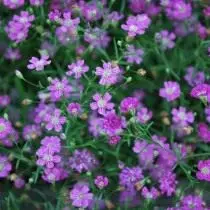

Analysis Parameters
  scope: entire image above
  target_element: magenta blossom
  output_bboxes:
[67,103,81,116]
[27,55,51,71]
[197,159,210,182]
[120,97,139,113]
[190,84,210,103]
[0,155,12,178]
[94,175,109,189]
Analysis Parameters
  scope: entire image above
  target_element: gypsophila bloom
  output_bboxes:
[181,195,204,210]
[155,30,176,50]
[67,102,81,116]
[105,11,124,26]
[120,97,139,113]
[198,123,210,143]
[90,92,114,115]
[0,155,12,178]
[121,14,151,37]
[141,187,159,200]
[48,77,72,102]
[23,124,42,141]
[124,45,144,64]
[159,171,177,196]
[184,66,205,87]
[119,166,143,187]
[69,149,98,173]
[190,84,210,103]
[70,183,93,208]
[171,107,194,126]
[159,81,181,102]
[40,136,61,153]
[102,112,126,136]
[27,55,51,71]
[29,0,44,6]
[1,127,19,147]
[205,106,210,123]
[94,176,109,189]
[14,177,25,189]
[108,135,121,145]
[3,0,24,9]
[0,95,11,107]
[137,107,153,124]
[165,0,192,21]
[95,62,122,86]
[67,59,89,79]
[44,108,66,132]
[84,27,110,48]
[5,11,34,43]
[48,10,61,22]
[204,6,210,17]
[4,48,21,61]
[0,118,12,139]
[88,114,103,137]
[196,160,210,181]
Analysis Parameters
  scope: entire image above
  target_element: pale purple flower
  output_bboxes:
[67,102,81,116]
[40,136,61,153]
[197,159,210,182]
[14,177,25,189]
[67,59,89,79]
[22,124,42,141]
[159,81,181,102]
[27,55,51,71]
[0,118,12,139]
[0,155,12,178]
[120,97,139,113]
[124,45,144,64]
[108,135,121,145]
[0,95,11,107]
[119,166,144,187]
[137,107,153,124]
[44,109,66,132]
[88,114,103,137]
[121,14,151,37]
[3,0,24,9]
[90,92,114,115]
[94,175,109,189]
[4,48,21,61]
[171,107,194,126]
[69,149,98,173]
[141,187,159,200]
[95,62,122,86]
[84,27,110,48]
[70,183,93,208]
[29,0,44,6]
[105,11,124,25]
[181,195,204,209]
[198,123,210,143]
[205,106,210,123]
[155,30,176,50]
[190,84,210,103]
[48,77,72,102]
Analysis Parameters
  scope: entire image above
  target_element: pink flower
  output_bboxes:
[90,92,114,115]
[94,176,109,189]
[95,62,122,86]
[3,0,24,9]
[67,59,89,79]
[159,81,181,102]
[198,123,210,143]
[190,84,210,103]
[121,14,151,37]
[196,160,210,181]
[137,107,153,124]
[27,55,51,71]
[141,187,159,200]
[120,97,139,113]
[67,103,81,116]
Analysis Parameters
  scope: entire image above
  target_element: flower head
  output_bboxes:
[197,160,210,181]
[27,55,51,71]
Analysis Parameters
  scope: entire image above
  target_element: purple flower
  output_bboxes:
[119,166,144,187]
[108,135,121,145]
[124,45,144,64]
[0,118,12,139]
[181,195,204,209]
[155,30,176,50]
[4,48,21,61]
[121,14,151,37]
[69,149,98,173]
[67,59,89,79]
[159,171,177,196]
[105,11,124,25]
[171,107,194,126]
[204,6,210,17]
[84,27,110,48]
[44,109,66,132]
[88,114,103,137]
[190,84,210,103]
[102,112,126,136]
[120,97,139,113]
[14,177,25,189]
[90,92,114,115]
[23,124,42,140]
[29,0,44,6]
[94,175,109,189]
[196,160,210,182]
[159,81,181,102]
[141,187,159,200]
[0,155,12,178]
[165,0,192,21]
[40,136,61,154]
[3,0,24,9]
[70,183,93,208]
[27,55,51,71]
[0,95,11,107]
[48,77,72,102]
[95,62,122,86]
[184,66,205,87]
[198,123,210,143]
[67,102,81,116]
[137,107,153,124]
[205,106,210,123]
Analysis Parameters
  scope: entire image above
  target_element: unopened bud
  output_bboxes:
[15,70,24,79]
